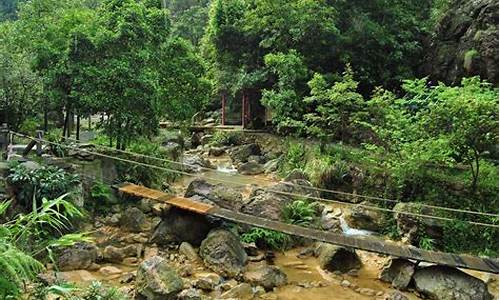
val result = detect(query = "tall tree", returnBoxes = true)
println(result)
[0,22,42,130]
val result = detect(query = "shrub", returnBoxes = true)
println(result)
[45,128,67,157]
[281,199,317,226]
[87,181,115,214]
[7,163,81,207]
[78,281,129,300]
[241,228,291,251]
[115,138,179,188]
[212,131,243,146]
[18,117,40,136]
[442,219,498,257]
[278,141,306,176]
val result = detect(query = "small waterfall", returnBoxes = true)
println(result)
[339,216,374,236]
[215,162,238,174]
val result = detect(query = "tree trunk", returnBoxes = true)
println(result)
[43,108,48,132]
[76,115,81,141]
[62,109,69,138]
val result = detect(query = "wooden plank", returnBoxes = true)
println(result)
[118,183,214,214]
[118,183,499,274]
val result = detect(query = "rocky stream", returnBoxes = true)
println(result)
[20,130,499,300]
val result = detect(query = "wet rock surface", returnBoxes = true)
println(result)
[185,178,245,211]
[243,264,288,290]
[57,242,98,271]
[315,243,362,273]
[422,0,498,85]
[379,258,415,290]
[120,207,148,233]
[345,202,385,232]
[241,179,318,220]
[135,256,183,300]
[393,202,443,245]
[151,207,213,246]
[229,143,261,165]
[413,265,492,300]
[237,161,265,175]
[199,229,248,277]
[182,154,215,173]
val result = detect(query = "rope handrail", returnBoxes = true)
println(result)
[10,131,499,228]
[56,134,499,218]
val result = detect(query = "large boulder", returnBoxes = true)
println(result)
[229,143,261,165]
[182,154,215,173]
[57,243,98,271]
[185,179,214,201]
[315,243,362,273]
[199,229,248,277]
[136,256,183,300]
[241,179,319,221]
[179,242,200,262]
[393,202,443,245]
[413,265,492,300]
[237,161,264,175]
[345,202,386,232]
[162,142,182,161]
[162,131,184,148]
[209,146,226,157]
[243,264,287,291]
[379,258,415,290]
[220,283,254,299]
[102,244,141,263]
[151,207,213,246]
[185,179,245,211]
[120,207,148,233]
[421,0,498,86]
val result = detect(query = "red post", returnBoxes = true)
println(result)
[242,93,247,128]
[221,93,226,126]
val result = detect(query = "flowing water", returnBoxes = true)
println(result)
[58,153,498,300]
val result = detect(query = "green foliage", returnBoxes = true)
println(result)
[281,199,317,226]
[463,49,479,70]
[90,181,112,203]
[7,163,81,206]
[0,196,89,298]
[78,281,129,300]
[31,280,128,300]
[212,130,242,146]
[442,219,498,257]
[169,0,210,47]
[278,141,306,176]
[115,138,179,188]
[0,0,24,21]
[304,65,366,143]
[18,117,40,135]
[422,77,499,190]
[87,181,116,214]
[45,128,68,157]
[241,227,291,251]
[0,22,43,130]
[261,50,309,133]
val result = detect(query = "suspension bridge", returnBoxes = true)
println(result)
[3,129,499,274]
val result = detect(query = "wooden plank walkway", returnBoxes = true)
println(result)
[117,183,499,274]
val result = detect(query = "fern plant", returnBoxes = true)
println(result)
[0,196,90,298]
[281,199,317,226]
[241,227,291,251]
